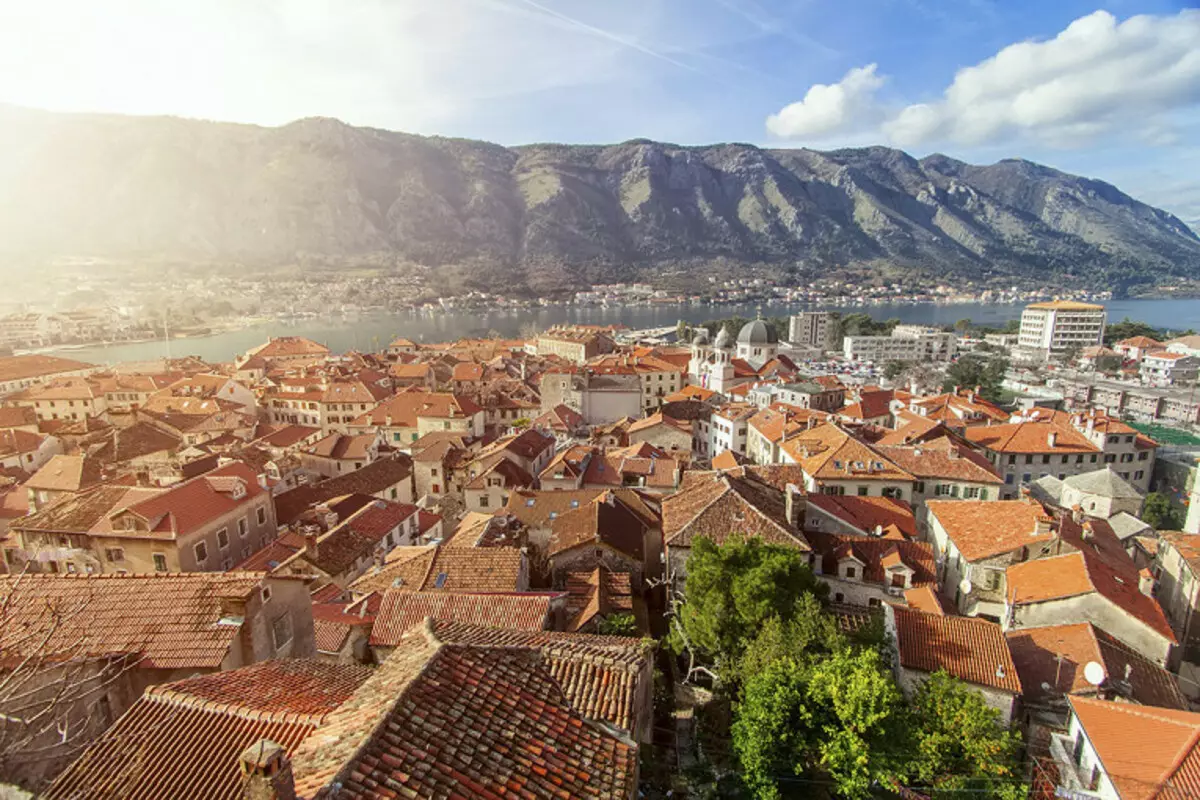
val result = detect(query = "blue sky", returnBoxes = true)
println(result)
[1,0,1197,227]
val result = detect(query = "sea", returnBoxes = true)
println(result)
[48,298,1198,367]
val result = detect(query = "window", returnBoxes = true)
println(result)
[271,613,293,649]
[1025,455,1033,464]
[261,585,272,603]
[1005,474,1014,485]
[153,553,168,572]
[430,467,438,476]
[257,507,267,526]
[834,592,844,603]
[845,566,856,579]
[222,557,232,570]
[479,495,489,508]
[1135,470,1144,480]
[857,486,869,496]
[390,488,398,499]
[1007,455,1016,465]
[868,597,882,608]
[1042,454,1051,464]
[66,562,77,574]
[217,528,230,550]
[1022,473,1032,483]
[194,541,209,563]
[104,547,125,562]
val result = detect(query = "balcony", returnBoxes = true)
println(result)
[1048,733,1103,798]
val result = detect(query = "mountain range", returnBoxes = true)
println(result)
[1,105,1198,294]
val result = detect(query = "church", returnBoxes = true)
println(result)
[688,316,780,395]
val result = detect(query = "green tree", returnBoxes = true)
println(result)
[1104,317,1162,346]
[736,595,844,681]
[1143,492,1182,530]
[954,318,972,334]
[732,649,911,800]
[883,360,912,381]
[908,671,1025,799]
[943,354,1009,403]
[597,612,638,637]
[675,537,828,672]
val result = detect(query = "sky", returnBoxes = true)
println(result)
[0,0,1198,229]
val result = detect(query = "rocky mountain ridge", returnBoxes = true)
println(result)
[0,106,1197,293]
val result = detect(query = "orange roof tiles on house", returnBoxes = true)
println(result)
[1117,336,1162,348]
[807,531,935,586]
[350,391,481,428]
[252,423,321,449]
[119,461,266,537]
[533,402,586,433]
[781,422,914,483]
[290,632,637,800]
[0,406,38,429]
[24,453,104,494]
[806,494,918,539]
[964,418,1098,454]
[305,432,378,461]
[549,492,650,561]
[1068,696,1200,800]
[663,467,809,550]
[903,585,956,615]
[1006,551,1176,642]
[248,336,331,359]
[839,388,899,421]
[0,354,94,385]
[350,543,524,595]
[927,498,1055,561]
[0,572,277,669]
[0,427,44,457]
[878,438,1004,485]
[44,659,373,800]
[1006,622,1187,709]
[368,591,557,645]
[429,619,648,731]
[891,605,1022,694]
[666,384,717,403]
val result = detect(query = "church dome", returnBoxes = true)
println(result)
[737,318,778,346]
[713,326,733,349]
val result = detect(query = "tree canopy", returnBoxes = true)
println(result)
[943,353,1009,403]
[1103,317,1163,346]
[676,536,828,671]
[1142,492,1182,530]
[733,648,910,800]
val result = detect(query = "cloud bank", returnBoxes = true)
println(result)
[768,8,1200,149]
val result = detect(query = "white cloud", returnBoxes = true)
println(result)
[884,9,1200,147]
[765,64,884,139]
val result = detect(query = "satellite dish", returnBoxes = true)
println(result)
[1084,661,1107,687]
[959,578,973,595]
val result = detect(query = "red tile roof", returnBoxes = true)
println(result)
[1006,551,1176,642]
[1006,622,1187,709]
[877,438,1003,485]
[806,494,918,538]
[807,531,935,587]
[891,605,1022,694]
[963,419,1098,454]
[368,590,558,645]
[903,585,956,615]
[926,498,1054,561]
[1069,696,1200,800]
[122,461,265,536]
[0,354,94,384]
[350,543,523,595]
[290,634,637,799]
[663,468,809,551]
[0,572,275,669]
[429,620,649,732]
[44,659,372,800]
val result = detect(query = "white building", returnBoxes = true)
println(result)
[1140,351,1200,387]
[788,311,835,350]
[1017,301,1106,361]
[842,326,956,364]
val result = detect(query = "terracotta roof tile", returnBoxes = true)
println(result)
[1006,622,1187,709]
[927,498,1055,561]
[350,543,523,595]
[291,634,637,799]
[44,659,372,800]
[429,620,649,732]
[1069,696,1200,800]
[891,605,1022,694]
[368,591,557,645]
[273,453,412,526]
[807,531,935,587]
[781,422,914,482]
[663,468,809,551]
[0,354,94,384]
[0,572,272,669]
[806,494,918,538]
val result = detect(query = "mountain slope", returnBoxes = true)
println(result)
[0,106,1196,293]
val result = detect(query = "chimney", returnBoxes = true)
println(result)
[303,525,320,560]
[785,483,805,528]
[1139,568,1155,596]
[240,739,296,800]
[1047,431,1057,448]
[1081,521,1094,541]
